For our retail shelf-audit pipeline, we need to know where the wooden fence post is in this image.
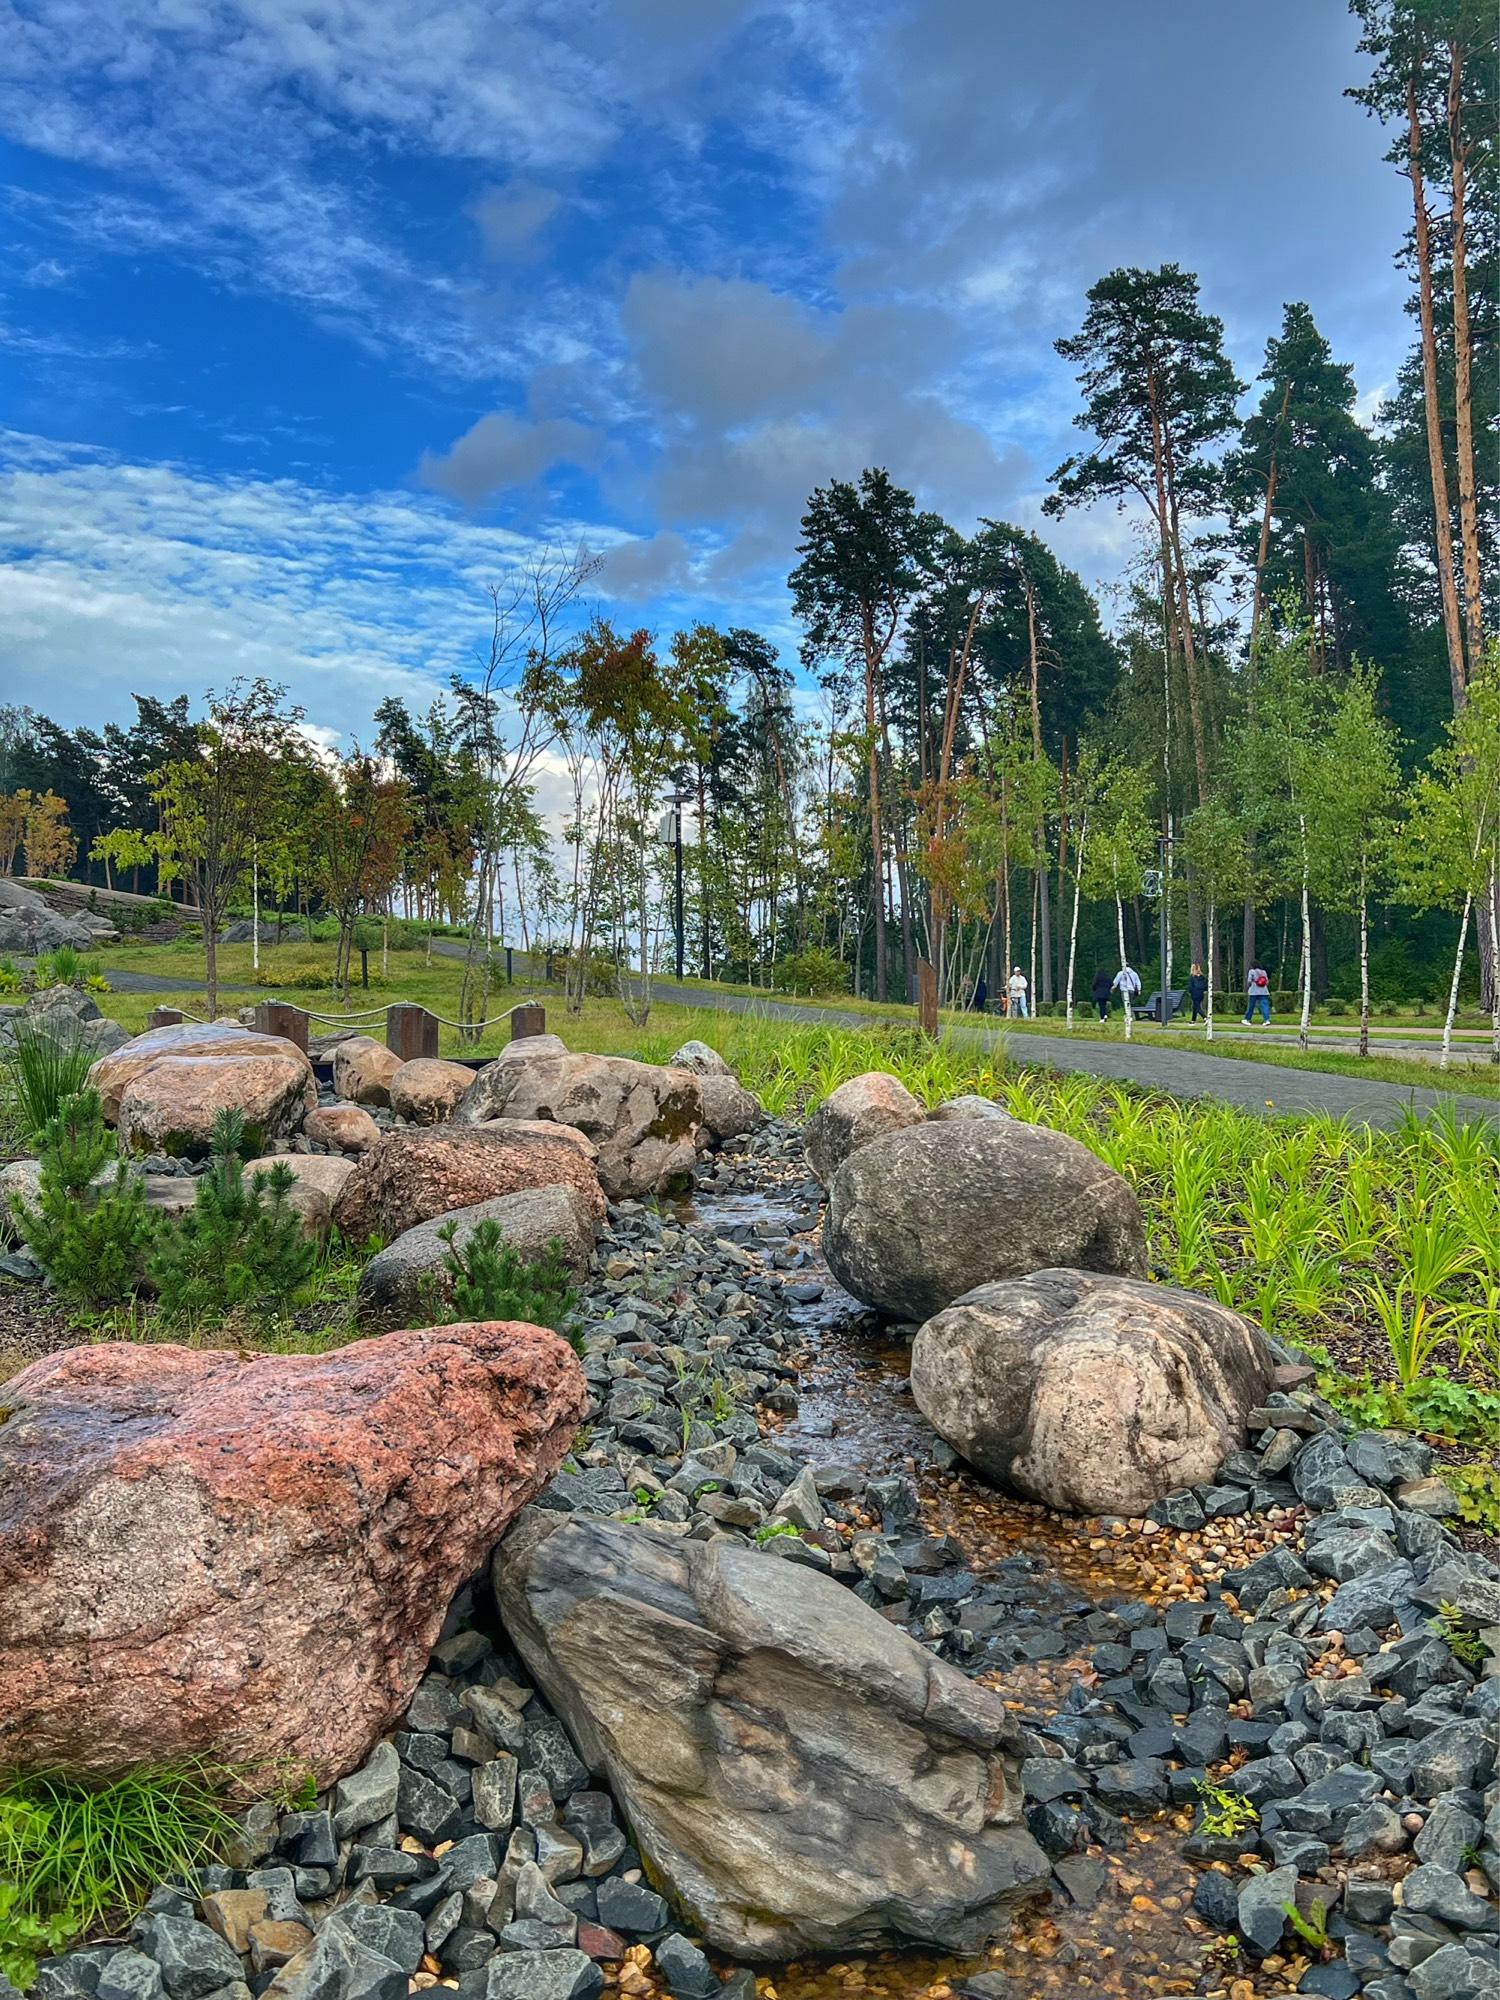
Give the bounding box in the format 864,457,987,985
254,1001,310,1052
386,1004,439,1062
148,1007,185,1030
917,960,939,1037
510,1003,547,1041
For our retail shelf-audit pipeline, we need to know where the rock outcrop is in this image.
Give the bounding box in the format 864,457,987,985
331,1124,606,1246
331,1038,403,1109
0,986,130,1059
356,1185,599,1331
0,879,105,954
803,1072,925,1185
388,1058,476,1127
910,1270,1277,1516
824,1118,1147,1322
0,1324,587,1784
88,1022,317,1159
493,1511,1050,1960
455,1054,702,1199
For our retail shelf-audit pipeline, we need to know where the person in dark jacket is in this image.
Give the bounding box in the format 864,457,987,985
972,976,988,1012
1091,967,1113,1021
1188,962,1209,1021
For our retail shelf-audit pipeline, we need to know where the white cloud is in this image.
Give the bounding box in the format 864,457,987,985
0,430,597,740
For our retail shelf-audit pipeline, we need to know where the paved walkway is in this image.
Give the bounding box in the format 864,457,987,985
645,982,1497,1131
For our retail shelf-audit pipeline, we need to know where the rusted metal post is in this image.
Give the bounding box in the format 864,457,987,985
387,1003,439,1061
254,1001,309,1052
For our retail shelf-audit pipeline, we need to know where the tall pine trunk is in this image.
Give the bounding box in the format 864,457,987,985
1408,79,1469,709
1447,41,1486,673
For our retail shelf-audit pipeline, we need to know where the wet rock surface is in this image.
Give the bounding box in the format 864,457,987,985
823,1119,1149,1322
28,1106,1499,2000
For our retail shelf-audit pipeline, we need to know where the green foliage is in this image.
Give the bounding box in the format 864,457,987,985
772,946,848,997
15,1090,153,1305
0,1766,233,1990
1283,1898,1330,1953
1324,1369,1500,1449
430,1223,579,1345
754,1520,802,1546
1195,1782,1259,1841
31,948,92,989
1448,1461,1500,1537
0,1023,96,1145
1429,1602,1487,1668
146,1109,319,1327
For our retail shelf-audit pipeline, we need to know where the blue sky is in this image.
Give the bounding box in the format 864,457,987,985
1,0,1410,746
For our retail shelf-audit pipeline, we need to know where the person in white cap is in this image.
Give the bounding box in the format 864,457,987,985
1006,965,1030,1018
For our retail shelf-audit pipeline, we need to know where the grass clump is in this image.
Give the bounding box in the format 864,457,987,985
0,1024,96,1147
146,1110,318,1329
0,1766,233,1988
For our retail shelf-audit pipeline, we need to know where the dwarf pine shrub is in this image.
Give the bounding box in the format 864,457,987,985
147,1109,318,1326
15,1089,153,1304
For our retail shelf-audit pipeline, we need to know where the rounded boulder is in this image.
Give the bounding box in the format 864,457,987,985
331,1037,403,1108
88,1022,317,1159
0,1322,588,1785
824,1118,1147,1323
389,1058,477,1126
332,1122,606,1246
910,1269,1276,1516
803,1072,925,1185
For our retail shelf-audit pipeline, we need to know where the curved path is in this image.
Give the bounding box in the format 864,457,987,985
644,980,1497,1131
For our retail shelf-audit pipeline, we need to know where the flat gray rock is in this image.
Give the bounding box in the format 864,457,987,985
493,1510,1049,1959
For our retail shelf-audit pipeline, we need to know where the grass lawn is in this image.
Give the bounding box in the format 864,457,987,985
84,937,1500,1099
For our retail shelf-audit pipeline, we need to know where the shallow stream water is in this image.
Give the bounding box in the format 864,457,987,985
679,1172,1243,2000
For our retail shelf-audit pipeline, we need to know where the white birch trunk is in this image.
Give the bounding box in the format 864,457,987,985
1358,860,1371,1060
1065,815,1087,1028
1441,893,1472,1070
1115,885,1132,1040
1298,814,1312,1053
1206,903,1216,1043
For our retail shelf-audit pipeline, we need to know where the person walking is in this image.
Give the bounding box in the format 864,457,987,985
1112,960,1142,1022
1006,965,1029,1019
1091,967,1113,1021
1244,961,1272,1025
1188,962,1209,1022
972,975,988,1013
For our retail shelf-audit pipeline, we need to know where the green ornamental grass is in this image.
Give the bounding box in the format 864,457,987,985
0,1766,233,1989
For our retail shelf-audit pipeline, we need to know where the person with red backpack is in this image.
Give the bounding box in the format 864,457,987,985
1244,962,1272,1025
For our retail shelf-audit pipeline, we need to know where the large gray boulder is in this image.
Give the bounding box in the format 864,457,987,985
454,1053,702,1200
823,1118,1147,1322
0,986,130,1059
0,881,104,954
355,1184,599,1331
803,1071,925,1184
493,1511,1049,1960
667,1041,764,1141
455,1036,571,1118
910,1270,1276,1516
